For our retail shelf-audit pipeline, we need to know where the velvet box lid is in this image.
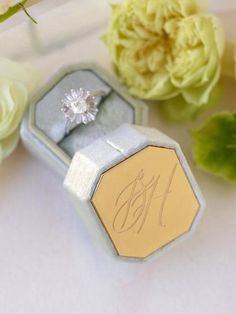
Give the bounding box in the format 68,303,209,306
64,124,205,260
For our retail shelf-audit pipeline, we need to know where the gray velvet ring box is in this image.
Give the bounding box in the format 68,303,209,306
21,63,149,178
21,63,204,261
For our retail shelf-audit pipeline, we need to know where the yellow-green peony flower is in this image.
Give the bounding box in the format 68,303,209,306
0,58,37,162
103,0,225,117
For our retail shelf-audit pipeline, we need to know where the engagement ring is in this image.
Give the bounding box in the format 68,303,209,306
61,88,106,135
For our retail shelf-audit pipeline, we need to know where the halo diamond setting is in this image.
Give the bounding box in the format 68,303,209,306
61,88,99,134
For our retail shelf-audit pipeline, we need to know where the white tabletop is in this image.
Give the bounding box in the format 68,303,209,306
0,1,236,313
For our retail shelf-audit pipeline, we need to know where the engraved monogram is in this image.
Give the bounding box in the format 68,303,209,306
112,163,178,234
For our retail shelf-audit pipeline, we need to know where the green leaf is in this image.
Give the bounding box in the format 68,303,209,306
0,1,26,23
160,82,223,122
0,1,36,24
192,112,236,183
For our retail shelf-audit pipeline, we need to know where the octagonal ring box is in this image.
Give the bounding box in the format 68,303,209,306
21,63,204,261
21,63,148,178
64,124,205,261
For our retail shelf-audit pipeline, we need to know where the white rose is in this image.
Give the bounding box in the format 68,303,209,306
0,58,38,162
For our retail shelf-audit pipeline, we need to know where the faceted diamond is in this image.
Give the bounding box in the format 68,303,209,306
61,88,99,128
71,98,88,114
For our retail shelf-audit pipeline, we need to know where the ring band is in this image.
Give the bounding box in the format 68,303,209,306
60,88,106,135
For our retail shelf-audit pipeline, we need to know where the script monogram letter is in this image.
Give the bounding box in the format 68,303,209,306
112,164,178,234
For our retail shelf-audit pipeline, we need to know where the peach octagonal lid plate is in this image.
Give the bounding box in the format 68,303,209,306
91,146,200,259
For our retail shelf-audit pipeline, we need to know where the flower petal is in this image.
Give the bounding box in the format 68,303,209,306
181,66,221,106
0,58,38,96
0,127,20,161
0,80,27,140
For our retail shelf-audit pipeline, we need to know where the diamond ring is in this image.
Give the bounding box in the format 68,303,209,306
61,88,106,135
